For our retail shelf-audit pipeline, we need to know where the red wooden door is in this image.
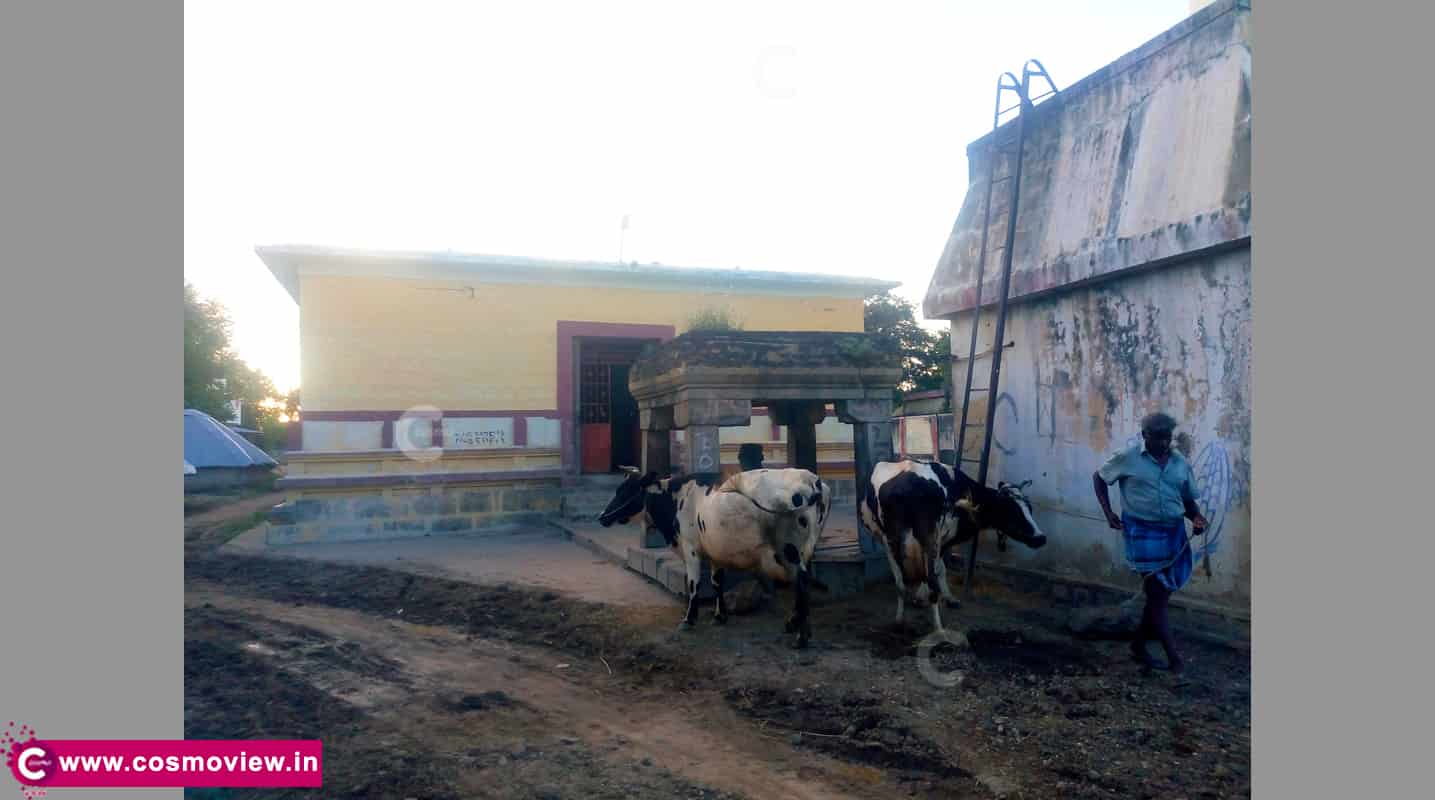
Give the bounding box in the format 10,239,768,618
581,423,611,473
580,363,612,473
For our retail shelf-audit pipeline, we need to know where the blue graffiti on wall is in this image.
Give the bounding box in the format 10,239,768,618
993,392,1019,456
1190,440,1231,560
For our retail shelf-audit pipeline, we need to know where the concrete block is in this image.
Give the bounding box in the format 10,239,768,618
504,488,560,513
414,493,456,516
836,399,895,423
326,524,378,542
382,520,426,534
644,553,665,582
460,490,494,514
665,566,688,596
673,398,752,428
353,497,392,518
478,512,548,531
430,517,473,533
292,499,323,522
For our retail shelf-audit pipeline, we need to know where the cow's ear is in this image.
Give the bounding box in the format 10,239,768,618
955,492,981,517
1018,479,1033,491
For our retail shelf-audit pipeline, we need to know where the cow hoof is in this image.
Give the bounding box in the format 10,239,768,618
678,620,694,632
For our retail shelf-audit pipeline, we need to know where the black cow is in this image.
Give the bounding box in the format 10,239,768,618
859,458,1047,633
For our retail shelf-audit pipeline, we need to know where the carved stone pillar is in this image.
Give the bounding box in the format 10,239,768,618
838,399,896,554
769,400,827,473
672,398,750,477
639,406,673,477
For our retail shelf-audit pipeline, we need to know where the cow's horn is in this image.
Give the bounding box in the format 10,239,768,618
619,465,641,475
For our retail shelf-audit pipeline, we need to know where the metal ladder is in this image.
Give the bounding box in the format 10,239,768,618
950,60,1058,598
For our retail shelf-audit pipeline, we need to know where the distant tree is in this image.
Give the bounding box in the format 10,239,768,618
184,283,236,418
863,291,950,399
184,282,289,449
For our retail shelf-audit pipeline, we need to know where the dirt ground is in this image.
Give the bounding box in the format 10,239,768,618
184,496,1251,799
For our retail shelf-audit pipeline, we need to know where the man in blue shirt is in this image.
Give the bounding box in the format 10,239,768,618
1092,412,1208,674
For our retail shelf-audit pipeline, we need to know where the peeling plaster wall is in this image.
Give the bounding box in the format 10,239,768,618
952,248,1250,610
923,0,1251,319
928,0,1252,613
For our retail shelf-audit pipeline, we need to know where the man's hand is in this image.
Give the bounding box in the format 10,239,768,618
1093,472,1123,531
1190,513,1209,533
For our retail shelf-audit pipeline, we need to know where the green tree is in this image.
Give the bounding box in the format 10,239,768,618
184,282,288,448
184,283,236,418
863,291,950,398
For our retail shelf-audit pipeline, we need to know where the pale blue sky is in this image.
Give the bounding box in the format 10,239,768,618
185,0,1196,394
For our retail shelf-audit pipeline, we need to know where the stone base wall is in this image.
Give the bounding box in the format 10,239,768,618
266,479,564,545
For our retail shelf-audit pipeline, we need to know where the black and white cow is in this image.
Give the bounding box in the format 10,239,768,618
598,467,833,648
860,458,1048,633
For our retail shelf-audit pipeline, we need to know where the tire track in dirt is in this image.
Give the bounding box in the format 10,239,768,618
188,584,913,800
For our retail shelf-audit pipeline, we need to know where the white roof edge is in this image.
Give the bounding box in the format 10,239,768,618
255,243,901,304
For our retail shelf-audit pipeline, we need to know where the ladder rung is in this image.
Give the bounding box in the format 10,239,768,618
961,423,985,429
966,387,990,392
961,458,983,465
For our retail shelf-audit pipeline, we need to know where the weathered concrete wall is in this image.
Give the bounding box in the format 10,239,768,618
265,479,564,545
925,0,1252,616
952,248,1250,611
924,0,1250,319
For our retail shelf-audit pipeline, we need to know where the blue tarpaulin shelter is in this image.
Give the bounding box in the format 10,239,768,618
184,408,276,477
